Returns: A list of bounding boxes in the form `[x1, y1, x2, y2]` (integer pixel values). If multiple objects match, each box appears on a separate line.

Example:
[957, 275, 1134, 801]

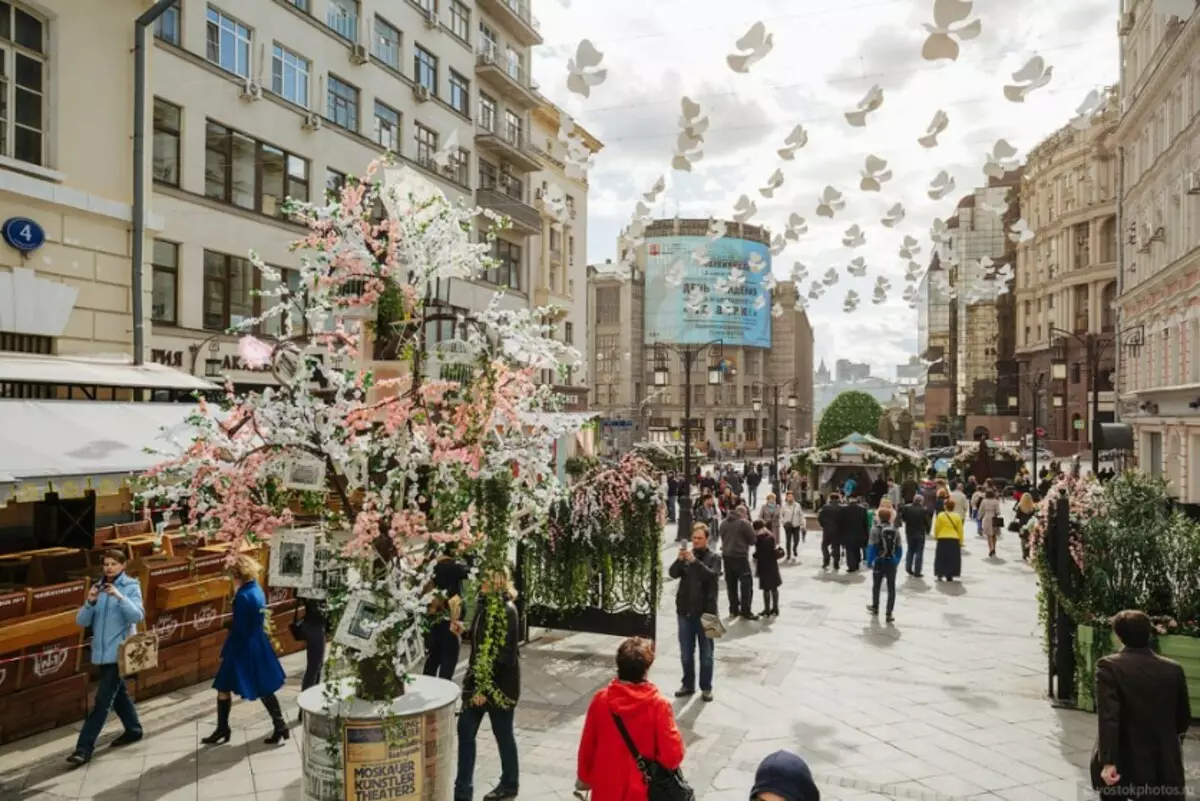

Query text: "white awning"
[0, 400, 204, 502]
[0, 352, 217, 391]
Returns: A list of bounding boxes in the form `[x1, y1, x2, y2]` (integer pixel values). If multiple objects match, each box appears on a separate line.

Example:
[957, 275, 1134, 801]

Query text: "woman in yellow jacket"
[932, 497, 965, 582]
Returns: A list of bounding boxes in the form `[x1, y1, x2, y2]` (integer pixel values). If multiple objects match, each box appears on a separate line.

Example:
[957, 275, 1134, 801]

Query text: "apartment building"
[1115, 0, 1200, 501]
[1014, 93, 1119, 454]
[145, 0, 553, 388]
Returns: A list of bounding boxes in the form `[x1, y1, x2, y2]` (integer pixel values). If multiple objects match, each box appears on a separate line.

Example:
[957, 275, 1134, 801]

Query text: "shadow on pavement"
[936, 581, 967, 597]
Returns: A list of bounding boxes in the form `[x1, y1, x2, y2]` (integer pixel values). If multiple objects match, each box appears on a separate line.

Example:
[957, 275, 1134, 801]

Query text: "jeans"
[784, 524, 800, 558]
[455, 704, 519, 800]
[871, 562, 898, 615]
[821, 533, 840, 569]
[302, 619, 326, 691]
[905, 537, 925, 576]
[75, 663, 141, 757]
[423, 621, 461, 680]
[677, 614, 714, 692]
[667, 495, 677, 523]
[722, 556, 753, 615]
[748, 486, 759, 508]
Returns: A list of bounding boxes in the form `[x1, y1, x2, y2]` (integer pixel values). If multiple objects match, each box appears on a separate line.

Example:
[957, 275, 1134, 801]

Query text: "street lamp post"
[1009, 371, 1047, 487]
[752, 379, 798, 497]
[653, 340, 724, 539]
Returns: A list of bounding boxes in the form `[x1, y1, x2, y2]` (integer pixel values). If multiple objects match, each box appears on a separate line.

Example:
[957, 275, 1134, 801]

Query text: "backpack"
[878, 525, 899, 560]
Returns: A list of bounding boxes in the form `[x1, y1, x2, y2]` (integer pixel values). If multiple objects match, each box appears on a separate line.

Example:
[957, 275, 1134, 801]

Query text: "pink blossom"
[237, 335, 274, 369]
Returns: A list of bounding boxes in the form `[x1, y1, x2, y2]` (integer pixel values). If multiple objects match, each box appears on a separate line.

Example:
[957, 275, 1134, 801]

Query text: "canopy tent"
[835, 432, 926, 465]
[0, 352, 217, 391]
[0, 400, 204, 503]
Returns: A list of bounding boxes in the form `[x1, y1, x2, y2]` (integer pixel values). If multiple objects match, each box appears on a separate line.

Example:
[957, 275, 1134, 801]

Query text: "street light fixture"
[750, 378, 799, 496]
[653, 365, 670, 386]
[752, 398, 763, 412]
[787, 394, 798, 410]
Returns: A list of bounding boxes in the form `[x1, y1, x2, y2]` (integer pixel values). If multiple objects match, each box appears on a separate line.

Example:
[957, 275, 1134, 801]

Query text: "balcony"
[475, 45, 540, 109]
[476, 186, 541, 235]
[475, 0, 542, 46]
[475, 123, 541, 173]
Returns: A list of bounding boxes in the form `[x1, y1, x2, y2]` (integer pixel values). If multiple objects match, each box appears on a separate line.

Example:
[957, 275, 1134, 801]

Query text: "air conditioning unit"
[1188, 171, 1200, 195]
[423, 9, 438, 29]
[302, 111, 322, 131]
[350, 43, 369, 64]
[1118, 11, 1134, 35]
[478, 49, 495, 65]
[238, 77, 263, 101]
[413, 84, 431, 102]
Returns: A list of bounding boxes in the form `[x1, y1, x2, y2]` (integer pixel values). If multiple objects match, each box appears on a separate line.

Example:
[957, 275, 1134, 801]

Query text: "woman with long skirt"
[932, 498, 965, 582]
[978, 488, 1002, 558]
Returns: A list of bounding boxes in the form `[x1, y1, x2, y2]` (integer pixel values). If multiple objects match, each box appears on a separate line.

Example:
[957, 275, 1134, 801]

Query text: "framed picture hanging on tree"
[268, 528, 319, 588]
[334, 591, 387, 651]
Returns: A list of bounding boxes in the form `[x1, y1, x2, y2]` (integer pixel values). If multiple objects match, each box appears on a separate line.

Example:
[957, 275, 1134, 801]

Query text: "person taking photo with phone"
[668, 523, 721, 702]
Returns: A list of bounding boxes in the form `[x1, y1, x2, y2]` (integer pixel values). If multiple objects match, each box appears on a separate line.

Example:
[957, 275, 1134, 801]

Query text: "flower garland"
[951, 441, 1024, 467]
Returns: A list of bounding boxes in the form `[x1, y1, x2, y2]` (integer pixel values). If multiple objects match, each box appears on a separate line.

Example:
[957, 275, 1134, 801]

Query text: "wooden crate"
[27, 550, 89, 586]
[0, 672, 88, 745]
[0, 590, 29, 622]
[136, 557, 191, 619]
[93, 525, 116, 547]
[156, 576, 231, 612]
[197, 630, 227, 675]
[114, 520, 152, 538]
[0, 610, 79, 655]
[191, 552, 227, 577]
[0, 650, 19, 698]
[135, 639, 203, 698]
[179, 597, 227, 643]
[15, 633, 83, 691]
[147, 606, 186, 648]
[28, 580, 87, 616]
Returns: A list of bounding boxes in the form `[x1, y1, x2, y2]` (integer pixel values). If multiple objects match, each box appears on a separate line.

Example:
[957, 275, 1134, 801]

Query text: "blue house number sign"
[2, 217, 45, 253]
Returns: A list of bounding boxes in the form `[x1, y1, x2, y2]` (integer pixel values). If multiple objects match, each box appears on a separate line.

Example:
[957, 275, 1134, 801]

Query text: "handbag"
[289, 601, 306, 642]
[610, 712, 695, 801]
[117, 629, 159, 676]
[700, 612, 726, 639]
[992, 515, 1004, 530]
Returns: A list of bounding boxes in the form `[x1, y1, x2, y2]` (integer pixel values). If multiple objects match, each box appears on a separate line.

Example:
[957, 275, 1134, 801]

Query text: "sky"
[529, 0, 1121, 377]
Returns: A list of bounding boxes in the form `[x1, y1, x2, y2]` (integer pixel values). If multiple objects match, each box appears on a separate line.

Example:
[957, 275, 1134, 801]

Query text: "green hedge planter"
[1076, 626, 1200, 716]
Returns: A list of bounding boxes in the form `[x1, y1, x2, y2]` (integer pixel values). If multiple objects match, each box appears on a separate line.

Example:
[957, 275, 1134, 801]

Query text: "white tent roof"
[0, 352, 217, 391]
[0, 400, 202, 486]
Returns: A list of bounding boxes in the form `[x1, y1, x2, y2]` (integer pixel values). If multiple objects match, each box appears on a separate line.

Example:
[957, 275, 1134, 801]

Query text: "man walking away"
[899, 495, 930, 578]
[866, 507, 903, 623]
[746, 465, 761, 508]
[719, 506, 758, 620]
[666, 473, 678, 525]
[839, 496, 870, 572]
[727, 469, 744, 503]
[818, 494, 843, 572]
[1093, 609, 1190, 797]
[668, 524, 721, 702]
[750, 750, 820, 801]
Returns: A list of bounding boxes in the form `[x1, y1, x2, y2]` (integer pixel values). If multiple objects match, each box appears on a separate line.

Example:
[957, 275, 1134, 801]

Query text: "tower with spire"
[815, 358, 830, 385]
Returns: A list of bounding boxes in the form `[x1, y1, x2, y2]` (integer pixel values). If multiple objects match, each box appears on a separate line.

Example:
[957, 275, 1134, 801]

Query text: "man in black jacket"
[668, 524, 722, 702]
[818, 494, 843, 571]
[899, 496, 930, 577]
[839, 497, 870, 572]
[746, 465, 762, 508]
[719, 506, 758, 619]
[1093, 609, 1190, 797]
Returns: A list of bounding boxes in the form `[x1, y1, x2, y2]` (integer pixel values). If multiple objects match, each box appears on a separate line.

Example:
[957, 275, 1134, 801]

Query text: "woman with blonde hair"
[978, 488, 1002, 558]
[1013, 492, 1038, 561]
[202, 554, 288, 746]
[932, 498, 965, 582]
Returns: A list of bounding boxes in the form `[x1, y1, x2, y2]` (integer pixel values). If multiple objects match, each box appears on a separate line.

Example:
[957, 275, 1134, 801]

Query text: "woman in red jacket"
[577, 637, 685, 801]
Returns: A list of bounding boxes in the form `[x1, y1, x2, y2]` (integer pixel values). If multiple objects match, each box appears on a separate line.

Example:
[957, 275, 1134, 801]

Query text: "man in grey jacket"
[719, 506, 758, 620]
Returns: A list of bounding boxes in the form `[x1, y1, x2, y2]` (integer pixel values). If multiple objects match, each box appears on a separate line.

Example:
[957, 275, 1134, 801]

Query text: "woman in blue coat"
[202, 555, 288, 746]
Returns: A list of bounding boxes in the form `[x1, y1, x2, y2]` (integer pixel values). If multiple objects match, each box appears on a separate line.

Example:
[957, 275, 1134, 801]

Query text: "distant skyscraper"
[835, 359, 870, 383]
[896, 356, 923, 381]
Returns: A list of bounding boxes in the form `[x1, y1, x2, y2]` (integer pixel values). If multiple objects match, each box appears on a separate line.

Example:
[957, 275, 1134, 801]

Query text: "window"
[488, 240, 522, 289]
[504, 109, 523, 146]
[568, 235, 575, 265]
[744, 350, 760, 375]
[326, 168, 346, 201]
[203, 250, 255, 331]
[288, 0, 309, 9]
[0, 3, 44, 166]
[155, 3, 181, 44]
[373, 16, 400, 70]
[564, 322, 574, 344]
[271, 45, 310, 107]
[449, 71, 470, 115]
[414, 122, 437, 168]
[478, 93, 497, 131]
[449, 148, 470, 185]
[205, 121, 309, 217]
[152, 98, 181, 186]
[151, 240, 179, 325]
[693, 386, 706, 406]
[450, 1, 470, 41]
[205, 6, 251, 77]
[414, 45, 437, 93]
[327, 75, 359, 131]
[595, 334, 617, 375]
[596, 287, 620, 324]
[327, 0, 358, 41]
[479, 22, 497, 54]
[374, 102, 400, 152]
[478, 159, 497, 189]
[505, 46, 523, 83]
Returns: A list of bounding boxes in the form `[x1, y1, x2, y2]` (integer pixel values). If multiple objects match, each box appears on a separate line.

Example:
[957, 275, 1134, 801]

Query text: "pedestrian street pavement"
[2, 506, 1198, 801]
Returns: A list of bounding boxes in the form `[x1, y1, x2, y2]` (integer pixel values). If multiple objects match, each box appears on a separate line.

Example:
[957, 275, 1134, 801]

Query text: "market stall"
[792, 432, 928, 504]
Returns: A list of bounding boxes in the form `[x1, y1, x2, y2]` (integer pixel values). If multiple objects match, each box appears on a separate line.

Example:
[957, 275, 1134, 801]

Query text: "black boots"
[201, 697, 232, 745]
[261, 693, 290, 745]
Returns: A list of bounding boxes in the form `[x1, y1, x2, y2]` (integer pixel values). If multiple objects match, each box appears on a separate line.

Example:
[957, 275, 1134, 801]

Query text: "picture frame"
[268, 529, 318, 589]
[297, 545, 347, 600]
[284, 453, 327, 492]
[333, 590, 387, 651]
[397, 624, 425, 673]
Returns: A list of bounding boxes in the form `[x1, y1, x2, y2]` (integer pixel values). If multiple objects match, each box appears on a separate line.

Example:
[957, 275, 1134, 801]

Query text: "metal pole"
[132, 0, 181, 365]
[1089, 335, 1101, 477]
[1053, 487, 1077, 703]
[1032, 378, 1039, 490]
[678, 347, 694, 540]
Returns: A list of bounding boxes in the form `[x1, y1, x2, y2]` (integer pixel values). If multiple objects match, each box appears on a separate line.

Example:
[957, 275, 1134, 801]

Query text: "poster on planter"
[343, 716, 423, 801]
[302, 713, 341, 801]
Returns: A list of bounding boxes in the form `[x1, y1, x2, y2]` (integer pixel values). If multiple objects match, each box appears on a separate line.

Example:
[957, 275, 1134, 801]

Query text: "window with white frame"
[478, 93, 496, 131]
[450, 1, 470, 41]
[327, 0, 358, 41]
[327, 75, 359, 131]
[478, 21, 497, 57]
[374, 101, 400, 152]
[414, 45, 437, 93]
[0, 4, 44, 166]
[449, 71, 469, 115]
[205, 6, 251, 78]
[271, 45, 310, 107]
[449, 148, 469, 185]
[373, 16, 400, 70]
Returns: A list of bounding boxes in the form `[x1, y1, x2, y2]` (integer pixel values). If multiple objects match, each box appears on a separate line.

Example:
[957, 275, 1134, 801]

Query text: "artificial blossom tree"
[140, 163, 582, 706]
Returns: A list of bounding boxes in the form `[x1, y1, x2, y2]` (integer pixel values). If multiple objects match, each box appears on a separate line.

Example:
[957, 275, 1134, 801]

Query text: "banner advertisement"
[644, 235, 772, 348]
[302, 713, 343, 801]
[343, 716, 424, 801]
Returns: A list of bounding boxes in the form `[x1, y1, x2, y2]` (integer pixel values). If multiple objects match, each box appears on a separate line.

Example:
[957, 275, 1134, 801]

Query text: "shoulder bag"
[610, 711, 695, 801]
[118, 626, 159, 676]
[289, 600, 307, 642]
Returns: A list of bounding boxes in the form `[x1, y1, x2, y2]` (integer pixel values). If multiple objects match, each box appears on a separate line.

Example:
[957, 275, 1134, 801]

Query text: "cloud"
[533, 0, 1119, 372]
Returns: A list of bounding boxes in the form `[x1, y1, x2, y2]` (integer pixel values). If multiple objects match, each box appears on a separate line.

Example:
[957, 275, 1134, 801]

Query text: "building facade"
[586, 219, 814, 458]
[1015, 93, 1119, 455]
[1115, 0, 1200, 501]
[145, 0, 566, 388]
[834, 359, 869, 383]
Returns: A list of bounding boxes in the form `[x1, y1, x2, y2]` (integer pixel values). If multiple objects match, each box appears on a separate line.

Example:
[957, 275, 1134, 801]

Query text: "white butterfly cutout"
[1003, 55, 1053, 103]
[846, 257, 868, 277]
[769, 235, 787, 256]
[791, 262, 809, 283]
[922, 0, 982, 62]
[822, 267, 840, 286]
[727, 21, 774, 73]
[918, 110, 949, 148]
[566, 40, 607, 98]
[881, 202, 906, 228]
[859, 155, 892, 192]
[778, 125, 809, 160]
[816, 186, 846, 218]
[842, 225, 866, 249]
[983, 139, 1020, 180]
[733, 194, 758, 224]
[784, 213, 808, 240]
[845, 85, 884, 127]
[899, 236, 922, 260]
[928, 170, 956, 201]
[759, 168, 785, 198]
